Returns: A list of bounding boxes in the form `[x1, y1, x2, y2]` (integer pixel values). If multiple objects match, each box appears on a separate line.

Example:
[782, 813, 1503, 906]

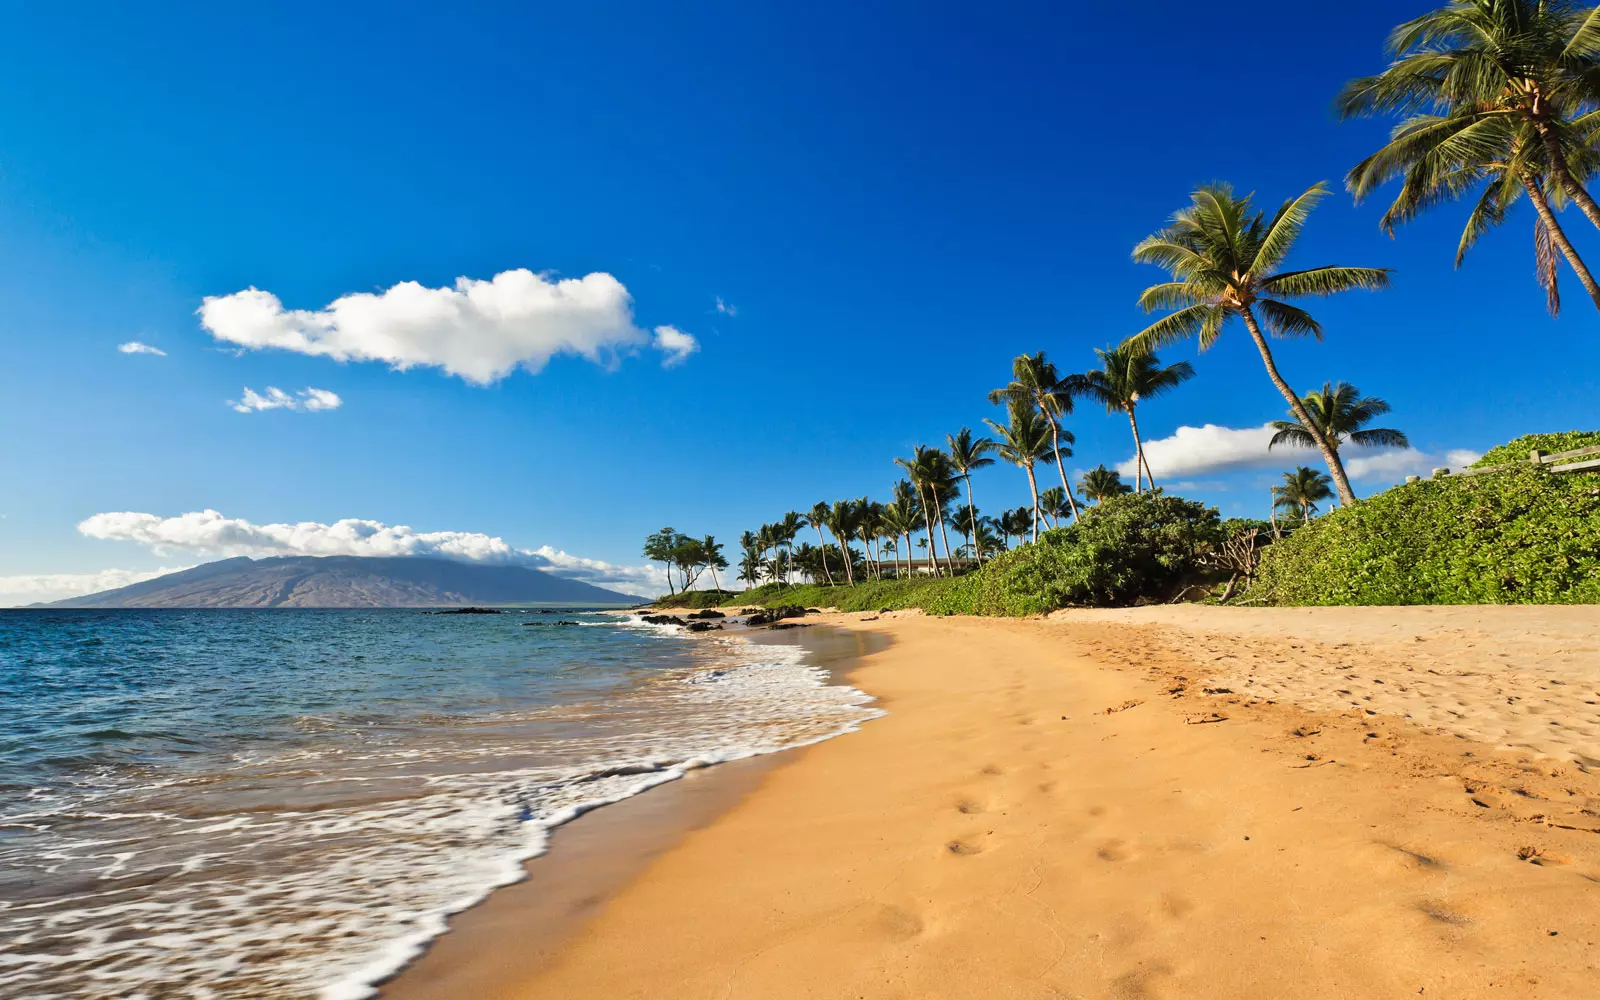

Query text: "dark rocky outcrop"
[745, 605, 806, 627]
[641, 614, 688, 626]
[429, 607, 502, 615]
[688, 610, 726, 619]
[686, 621, 724, 632]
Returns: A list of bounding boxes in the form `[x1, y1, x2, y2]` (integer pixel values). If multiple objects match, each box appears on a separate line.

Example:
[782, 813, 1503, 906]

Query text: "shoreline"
[423, 604, 1600, 999]
[380, 618, 888, 999]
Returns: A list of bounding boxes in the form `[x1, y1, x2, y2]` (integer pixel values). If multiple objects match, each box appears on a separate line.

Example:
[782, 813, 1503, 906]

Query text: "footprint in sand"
[980, 764, 1003, 776]
[874, 903, 925, 940]
[1417, 901, 1471, 927]
[946, 838, 984, 856]
[954, 797, 986, 815]
[1097, 839, 1133, 862]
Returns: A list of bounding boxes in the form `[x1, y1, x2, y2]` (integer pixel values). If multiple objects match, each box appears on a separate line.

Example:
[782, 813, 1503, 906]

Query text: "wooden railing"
[1405, 445, 1600, 483]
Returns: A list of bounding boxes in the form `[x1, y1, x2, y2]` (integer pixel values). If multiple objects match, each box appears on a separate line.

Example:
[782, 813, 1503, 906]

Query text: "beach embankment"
[392, 606, 1600, 999]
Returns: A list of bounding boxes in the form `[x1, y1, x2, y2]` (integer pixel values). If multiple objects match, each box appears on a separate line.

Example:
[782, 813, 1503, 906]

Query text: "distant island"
[40, 555, 647, 608]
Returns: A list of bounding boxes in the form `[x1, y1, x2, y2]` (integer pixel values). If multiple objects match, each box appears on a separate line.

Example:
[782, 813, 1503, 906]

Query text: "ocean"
[0, 608, 881, 999]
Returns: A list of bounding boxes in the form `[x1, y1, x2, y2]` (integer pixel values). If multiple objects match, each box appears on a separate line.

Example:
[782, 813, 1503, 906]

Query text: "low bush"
[1248, 465, 1600, 605]
[1473, 430, 1600, 468]
[652, 588, 741, 609]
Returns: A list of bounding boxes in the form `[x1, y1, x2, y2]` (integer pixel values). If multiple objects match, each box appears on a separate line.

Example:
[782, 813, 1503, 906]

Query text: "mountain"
[44, 556, 647, 608]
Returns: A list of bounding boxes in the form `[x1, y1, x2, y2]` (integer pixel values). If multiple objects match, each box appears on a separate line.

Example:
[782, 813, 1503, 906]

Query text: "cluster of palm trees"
[712, 1, 1590, 593]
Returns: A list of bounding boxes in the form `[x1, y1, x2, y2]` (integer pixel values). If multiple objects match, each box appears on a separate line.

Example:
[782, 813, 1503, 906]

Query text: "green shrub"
[932, 491, 1225, 615]
[1474, 431, 1600, 467]
[1248, 466, 1600, 605]
[734, 578, 963, 612]
[653, 589, 742, 609]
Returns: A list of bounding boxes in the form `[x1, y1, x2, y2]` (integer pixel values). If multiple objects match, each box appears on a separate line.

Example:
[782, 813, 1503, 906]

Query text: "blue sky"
[1, 0, 1596, 601]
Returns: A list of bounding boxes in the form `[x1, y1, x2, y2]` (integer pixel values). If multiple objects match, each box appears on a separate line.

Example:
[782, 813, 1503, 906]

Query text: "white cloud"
[118, 341, 166, 356]
[1345, 447, 1483, 482]
[0, 566, 191, 607]
[199, 268, 697, 384]
[1120, 423, 1283, 479]
[78, 510, 662, 593]
[652, 325, 699, 367]
[229, 386, 344, 413]
[714, 296, 738, 317]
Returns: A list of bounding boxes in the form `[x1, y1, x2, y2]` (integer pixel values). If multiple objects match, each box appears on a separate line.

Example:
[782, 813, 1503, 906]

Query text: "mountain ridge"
[41, 555, 647, 608]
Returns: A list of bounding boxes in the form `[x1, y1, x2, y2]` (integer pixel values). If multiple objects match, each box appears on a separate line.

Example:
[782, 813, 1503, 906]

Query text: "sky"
[1, 0, 1596, 604]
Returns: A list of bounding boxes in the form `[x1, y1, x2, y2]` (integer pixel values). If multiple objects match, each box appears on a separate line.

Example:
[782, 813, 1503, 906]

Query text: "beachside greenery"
[1248, 464, 1600, 605]
[1473, 430, 1600, 467]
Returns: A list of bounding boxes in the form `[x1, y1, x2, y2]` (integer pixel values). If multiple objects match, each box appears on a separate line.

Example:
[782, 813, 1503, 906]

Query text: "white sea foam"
[0, 626, 881, 1000]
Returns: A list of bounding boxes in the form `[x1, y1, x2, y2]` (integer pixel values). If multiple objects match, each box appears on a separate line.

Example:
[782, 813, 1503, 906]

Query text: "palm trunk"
[935, 505, 955, 576]
[709, 565, 720, 593]
[962, 475, 983, 564]
[1043, 414, 1082, 522]
[814, 526, 835, 585]
[1024, 463, 1041, 542]
[917, 490, 943, 579]
[1523, 177, 1600, 313]
[1239, 306, 1357, 507]
[1535, 118, 1600, 234]
[901, 530, 912, 579]
[1127, 405, 1155, 491]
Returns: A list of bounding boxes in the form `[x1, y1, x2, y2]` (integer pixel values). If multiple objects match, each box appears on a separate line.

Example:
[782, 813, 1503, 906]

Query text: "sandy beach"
[386, 606, 1600, 999]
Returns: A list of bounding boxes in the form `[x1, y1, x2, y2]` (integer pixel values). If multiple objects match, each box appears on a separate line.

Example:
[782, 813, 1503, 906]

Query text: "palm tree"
[828, 500, 857, 585]
[1130, 182, 1390, 508]
[1037, 487, 1067, 529]
[1343, 106, 1599, 313]
[1078, 465, 1132, 503]
[1273, 466, 1335, 523]
[1067, 344, 1195, 491]
[1337, 1, 1600, 237]
[776, 512, 803, 585]
[988, 352, 1081, 523]
[985, 401, 1054, 542]
[998, 506, 1034, 548]
[946, 427, 997, 563]
[1268, 382, 1410, 488]
[896, 446, 953, 577]
[805, 502, 836, 585]
[700, 535, 727, 593]
[880, 501, 915, 579]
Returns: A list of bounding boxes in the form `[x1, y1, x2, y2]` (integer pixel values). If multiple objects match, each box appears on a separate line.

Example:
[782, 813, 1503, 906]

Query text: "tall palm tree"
[1273, 466, 1335, 523]
[1343, 106, 1599, 313]
[1066, 344, 1195, 491]
[988, 352, 1081, 523]
[805, 502, 836, 585]
[700, 535, 727, 593]
[985, 401, 1054, 542]
[1078, 465, 1132, 503]
[1130, 182, 1390, 508]
[1337, 1, 1600, 236]
[776, 512, 803, 585]
[1268, 382, 1410, 488]
[880, 501, 918, 579]
[946, 427, 997, 563]
[827, 500, 856, 585]
[896, 446, 954, 577]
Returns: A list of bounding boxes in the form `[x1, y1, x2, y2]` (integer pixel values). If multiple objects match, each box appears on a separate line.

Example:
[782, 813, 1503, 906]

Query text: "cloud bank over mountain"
[75, 510, 664, 592]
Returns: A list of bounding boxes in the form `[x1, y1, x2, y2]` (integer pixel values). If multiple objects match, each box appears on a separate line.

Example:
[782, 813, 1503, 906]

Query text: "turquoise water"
[0, 609, 879, 999]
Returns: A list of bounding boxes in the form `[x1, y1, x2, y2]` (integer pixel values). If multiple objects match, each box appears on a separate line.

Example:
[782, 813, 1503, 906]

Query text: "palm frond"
[1261, 266, 1392, 297]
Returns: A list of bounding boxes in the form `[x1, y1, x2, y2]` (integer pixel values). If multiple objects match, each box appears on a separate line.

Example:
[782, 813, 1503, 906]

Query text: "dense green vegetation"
[1248, 466, 1600, 605]
[1474, 431, 1600, 467]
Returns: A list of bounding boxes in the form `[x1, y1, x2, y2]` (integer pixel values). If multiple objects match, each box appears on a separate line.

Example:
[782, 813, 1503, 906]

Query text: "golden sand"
[389, 607, 1600, 999]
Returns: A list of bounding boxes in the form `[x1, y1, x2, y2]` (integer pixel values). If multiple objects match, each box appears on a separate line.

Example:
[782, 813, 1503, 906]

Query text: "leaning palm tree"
[1037, 487, 1068, 529]
[988, 352, 1081, 523]
[880, 501, 918, 579]
[946, 427, 997, 563]
[985, 401, 1054, 542]
[1344, 107, 1599, 313]
[1067, 344, 1195, 491]
[1078, 465, 1132, 503]
[1269, 382, 1410, 488]
[1337, 1, 1600, 235]
[1273, 466, 1335, 523]
[805, 502, 836, 585]
[1130, 182, 1390, 508]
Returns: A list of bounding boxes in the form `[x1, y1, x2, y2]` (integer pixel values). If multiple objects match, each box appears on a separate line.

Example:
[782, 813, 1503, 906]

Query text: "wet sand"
[387, 606, 1600, 999]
